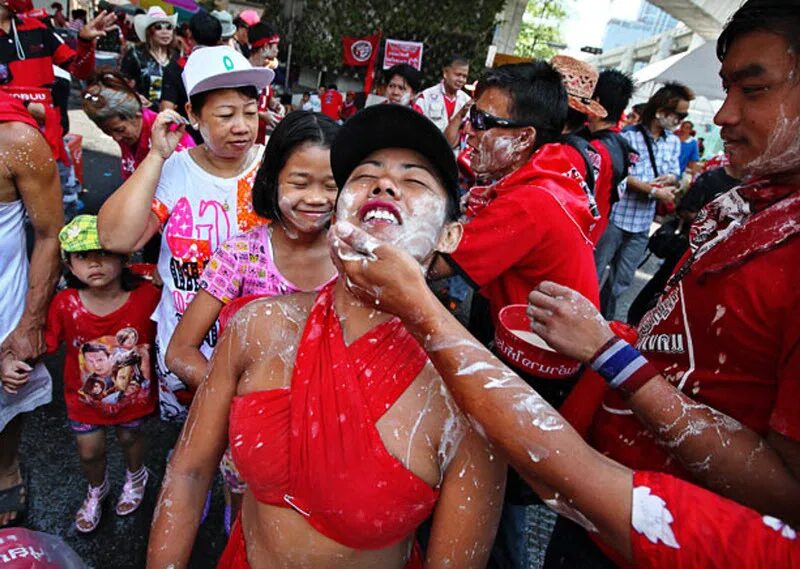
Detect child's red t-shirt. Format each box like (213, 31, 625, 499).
(44, 284, 160, 425)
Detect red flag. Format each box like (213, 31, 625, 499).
(342, 32, 380, 67)
(342, 31, 381, 94)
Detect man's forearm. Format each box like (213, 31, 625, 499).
(403, 289, 634, 558)
(628, 376, 800, 524)
(3, 234, 61, 361)
(21, 235, 60, 328)
(625, 175, 652, 195)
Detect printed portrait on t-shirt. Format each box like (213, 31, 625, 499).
(77, 327, 153, 415)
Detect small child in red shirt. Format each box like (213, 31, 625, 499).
(2, 215, 159, 533)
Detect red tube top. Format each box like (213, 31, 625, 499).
(228, 282, 439, 550)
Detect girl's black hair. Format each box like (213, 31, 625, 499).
(252, 111, 341, 223)
(189, 85, 260, 115)
(64, 253, 143, 291)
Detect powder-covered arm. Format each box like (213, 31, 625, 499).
(147, 311, 244, 568)
(527, 280, 800, 527)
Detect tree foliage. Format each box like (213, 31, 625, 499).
(514, 0, 568, 60)
(262, 0, 506, 88)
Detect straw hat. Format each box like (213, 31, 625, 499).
(550, 55, 607, 119)
(133, 7, 178, 43)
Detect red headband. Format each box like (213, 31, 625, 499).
(251, 35, 280, 49)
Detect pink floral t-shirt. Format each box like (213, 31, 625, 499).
(199, 224, 336, 303)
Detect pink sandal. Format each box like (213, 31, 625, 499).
(75, 478, 109, 533)
(116, 466, 148, 516)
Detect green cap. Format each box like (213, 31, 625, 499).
(59, 215, 102, 257)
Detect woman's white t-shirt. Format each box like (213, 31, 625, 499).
(150, 145, 267, 420)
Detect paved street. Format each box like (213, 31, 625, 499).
(16, 108, 227, 568)
(15, 104, 657, 569)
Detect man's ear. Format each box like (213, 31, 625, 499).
(435, 221, 463, 255)
(519, 125, 537, 150)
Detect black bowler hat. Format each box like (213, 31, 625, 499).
(330, 104, 459, 203)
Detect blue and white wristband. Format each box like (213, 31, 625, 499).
(590, 338, 658, 396)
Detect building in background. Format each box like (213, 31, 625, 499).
(602, 1, 678, 53)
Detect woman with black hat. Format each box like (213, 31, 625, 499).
(147, 104, 504, 569)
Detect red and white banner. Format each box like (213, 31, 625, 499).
(382, 38, 424, 70)
(342, 32, 381, 67)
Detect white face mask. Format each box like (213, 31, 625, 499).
(470, 134, 525, 179)
(335, 186, 447, 263)
(657, 113, 681, 131)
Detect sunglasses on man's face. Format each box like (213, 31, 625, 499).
(469, 106, 533, 131)
(670, 110, 689, 121)
(152, 23, 174, 31)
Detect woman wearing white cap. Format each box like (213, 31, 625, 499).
(120, 6, 179, 110)
(97, 46, 274, 422)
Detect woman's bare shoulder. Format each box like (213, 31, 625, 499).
(226, 291, 317, 339)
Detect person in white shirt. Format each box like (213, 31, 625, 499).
(413, 54, 471, 147)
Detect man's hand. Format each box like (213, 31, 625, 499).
(527, 281, 615, 363)
(650, 185, 676, 204)
(78, 10, 117, 42)
(0, 322, 44, 364)
(1, 355, 32, 395)
(651, 174, 678, 187)
(330, 221, 431, 323)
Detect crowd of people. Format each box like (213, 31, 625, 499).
(0, 0, 798, 567)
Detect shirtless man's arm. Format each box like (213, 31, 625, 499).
(0, 122, 63, 363)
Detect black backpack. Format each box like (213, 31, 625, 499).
(589, 129, 639, 203)
(563, 133, 600, 218)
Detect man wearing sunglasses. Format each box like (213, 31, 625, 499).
(593, 82, 693, 320)
(431, 61, 600, 569)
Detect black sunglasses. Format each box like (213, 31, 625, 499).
(151, 22, 174, 31)
(670, 110, 689, 121)
(469, 106, 534, 131)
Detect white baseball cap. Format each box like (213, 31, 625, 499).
(182, 46, 274, 98)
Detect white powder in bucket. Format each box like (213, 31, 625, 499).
(510, 329, 556, 352)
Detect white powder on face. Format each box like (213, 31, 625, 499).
(470, 134, 524, 177)
(334, 186, 447, 263)
(510, 329, 556, 352)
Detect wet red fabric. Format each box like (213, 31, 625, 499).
(0, 91, 37, 129)
(228, 281, 438, 551)
(218, 515, 424, 569)
(630, 471, 799, 568)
